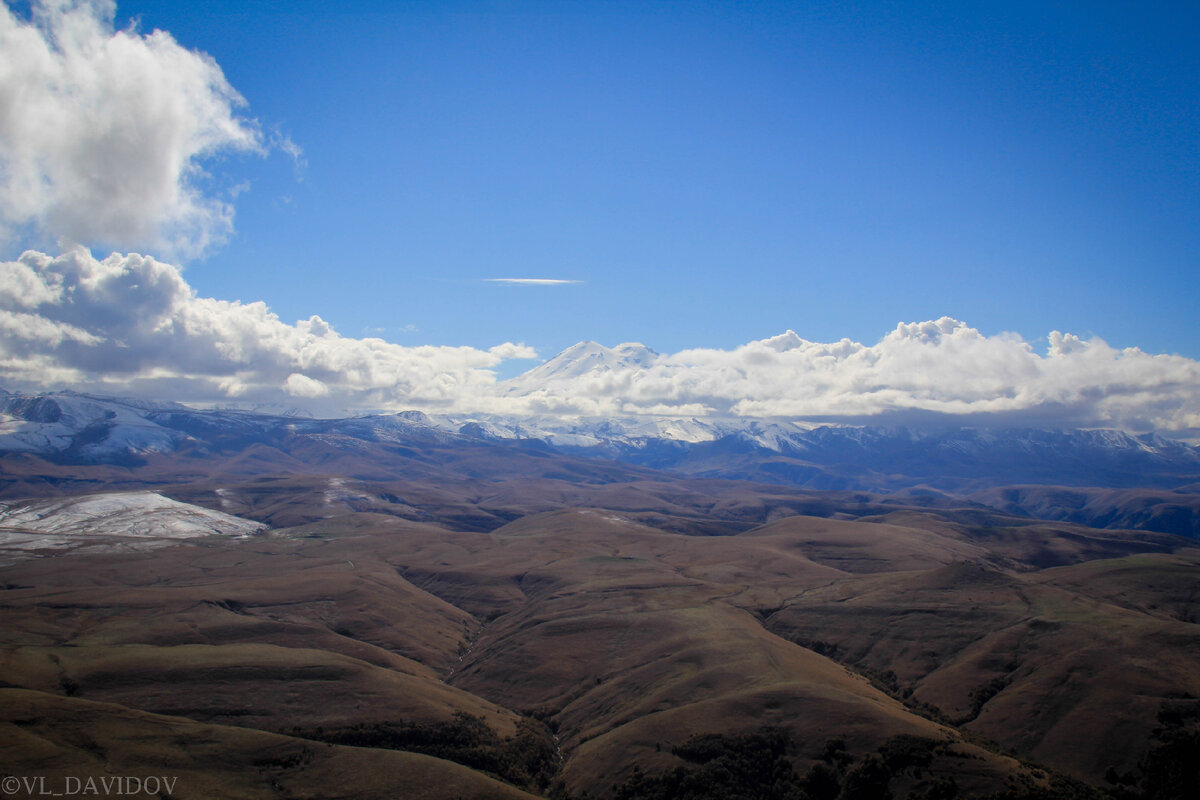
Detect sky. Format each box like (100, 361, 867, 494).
(0, 0, 1198, 433)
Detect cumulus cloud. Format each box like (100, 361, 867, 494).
(496, 319, 1200, 435)
(0, 0, 271, 257)
(0, 248, 537, 413)
(1, 248, 1197, 433)
(283, 373, 329, 398)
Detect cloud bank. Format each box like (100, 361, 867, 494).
(0, 0, 268, 258)
(499, 320, 1200, 435)
(2, 248, 1198, 436)
(0, 248, 535, 413)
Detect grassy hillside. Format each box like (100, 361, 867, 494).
(1, 477, 1195, 798)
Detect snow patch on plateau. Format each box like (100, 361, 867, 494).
(0, 491, 265, 564)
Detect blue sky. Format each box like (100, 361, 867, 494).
(83, 0, 1198, 360)
(1, 0, 1198, 430)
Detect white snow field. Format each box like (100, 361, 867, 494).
(0, 491, 266, 564)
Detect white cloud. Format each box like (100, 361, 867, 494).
(488, 342, 538, 360)
(483, 278, 583, 285)
(1, 249, 1197, 434)
(491, 319, 1200, 435)
(283, 372, 329, 398)
(0, 248, 537, 414)
(0, 0, 271, 258)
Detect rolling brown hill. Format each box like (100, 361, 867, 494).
(3, 472, 1197, 799)
(969, 485, 1200, 540)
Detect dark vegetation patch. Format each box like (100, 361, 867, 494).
(611, 727, 804, 800)
(963, 676, 1013, 724)
(1101, 698, 1200, 800)
(969, 775, 1107, 800)
(605, 729, 1118, 800)
(295, 712, 558, 793)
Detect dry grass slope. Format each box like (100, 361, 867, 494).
(1, 477, 1194, 798)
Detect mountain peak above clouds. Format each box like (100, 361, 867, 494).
(502, 340, 660, 394)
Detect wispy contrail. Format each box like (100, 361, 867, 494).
(483, 278, 583, 285)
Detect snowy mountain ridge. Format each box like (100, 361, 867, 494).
(3, 388, 1198, 495)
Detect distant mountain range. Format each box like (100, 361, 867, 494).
(3, 388, 1200, 798)
(3, 387, 1199, 537)
(419, 411, 1200, 491)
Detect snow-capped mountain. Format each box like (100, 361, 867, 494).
(0, 390, 192, 461)
(501, 340, 660, 395)
(2, 388, 1198, 493)
(420, 411, 822, 450)
(3, 387, 1200, 536)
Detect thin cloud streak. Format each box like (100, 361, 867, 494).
(483, 278, 583, 286)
